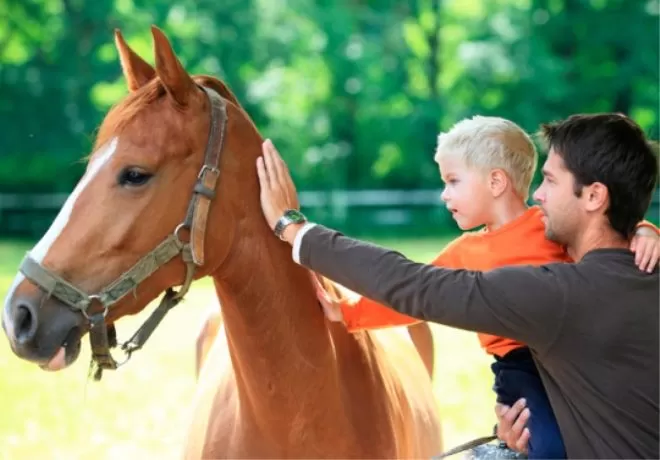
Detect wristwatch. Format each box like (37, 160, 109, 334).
(273, 209, 307, 240)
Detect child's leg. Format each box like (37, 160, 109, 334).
(491, 348, 566, 459)
(513, 370, 566, 458)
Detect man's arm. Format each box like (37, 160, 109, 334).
(313, 230, 464, 331)
(256, 139, 568, 353)
(297, 225, 568, 354)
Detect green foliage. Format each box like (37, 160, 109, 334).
(0, 0, 657, 194)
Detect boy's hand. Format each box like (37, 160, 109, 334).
(309, 274, 344, 322)
(630, 226, 659, 273)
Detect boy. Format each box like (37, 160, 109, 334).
(315, 116, 659, 459)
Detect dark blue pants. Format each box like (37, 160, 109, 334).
(491, 347, 566, 459)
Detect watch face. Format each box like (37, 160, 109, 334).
(285, 209, 305, 222)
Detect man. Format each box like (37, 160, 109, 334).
(256, 113, 659, 458)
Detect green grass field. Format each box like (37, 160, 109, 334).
(0, 237, 494, 459)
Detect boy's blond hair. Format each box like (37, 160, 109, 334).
(434, 116, 537, 201)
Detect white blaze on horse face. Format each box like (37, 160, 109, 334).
(31, 137, 118, 263)
(2, 137, 118, 321)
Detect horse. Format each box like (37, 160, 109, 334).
(1, 26, 442, 458)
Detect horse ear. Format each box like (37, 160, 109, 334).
(114, 29, 156, 92)
(151, 25, 196, 107)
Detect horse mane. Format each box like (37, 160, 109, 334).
(93, 74, 243, 153)
(194, 75, 242, 109)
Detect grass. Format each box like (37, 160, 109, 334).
(0, 237, 495, 459)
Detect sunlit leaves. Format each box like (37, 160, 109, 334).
(0, 0, 657, 195)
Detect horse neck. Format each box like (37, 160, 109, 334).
(200, 104, 377, 425)
(209, 216, 341, 419)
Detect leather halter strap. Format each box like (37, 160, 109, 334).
(19, 86, 228, 380)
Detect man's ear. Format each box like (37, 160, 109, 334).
(489, 169, 509, 198)
(583, 182, 609, 213)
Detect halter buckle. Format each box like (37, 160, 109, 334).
(198, 164, 220, 179)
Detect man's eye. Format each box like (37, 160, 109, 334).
(118, 168, 153, 187)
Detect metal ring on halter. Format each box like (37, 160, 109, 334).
(174, 223, 189, 244)
(79, 304, 93, 320)
(114, 344, 135, 367)
(87, 295, 110, 318)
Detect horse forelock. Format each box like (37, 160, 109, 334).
(93, 79, 166, 151)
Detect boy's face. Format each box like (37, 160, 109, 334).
(437, 154, 493, 230)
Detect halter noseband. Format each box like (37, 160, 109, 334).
(19, 86, 228, 380)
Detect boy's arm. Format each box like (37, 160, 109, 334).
(299, 225, 567, 354)
(631, 221, 659, 272)
(341, 297, 420, 332)
(635, 220, 659, 235)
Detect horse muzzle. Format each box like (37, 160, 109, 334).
(3, 286, 85, 369)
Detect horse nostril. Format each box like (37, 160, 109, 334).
(14, 302, 37, 344)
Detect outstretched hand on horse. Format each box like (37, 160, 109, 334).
(256, 139, 305, 244)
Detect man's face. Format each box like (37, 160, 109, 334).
(533, 149, 583, 244)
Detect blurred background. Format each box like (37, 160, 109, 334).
(1, 0, 658, 238)
(0, 0, 658, 458)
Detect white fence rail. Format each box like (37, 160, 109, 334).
(1, 189, 657, 210)
(0, 190, 445, 210)
(0, 189, 657, 236)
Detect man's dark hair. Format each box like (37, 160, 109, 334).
(539, 113, 658, 239)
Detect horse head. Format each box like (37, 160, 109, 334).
(2, 26, 263, 377)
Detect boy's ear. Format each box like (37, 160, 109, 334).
(489, 169, 509, 198)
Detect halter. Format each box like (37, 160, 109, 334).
(19, 86, 227, 380)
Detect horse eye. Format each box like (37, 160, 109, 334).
(118, 168, 153, 187)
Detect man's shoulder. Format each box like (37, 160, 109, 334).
(551, 249, 659, 297)
(581, 248, 659, 277)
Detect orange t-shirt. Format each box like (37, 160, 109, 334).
(339, 206, 572, 357)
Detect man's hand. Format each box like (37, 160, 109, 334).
(256, 139, 301, 237)
(495, 399, 531, 455)
(631, 226, 659, 273)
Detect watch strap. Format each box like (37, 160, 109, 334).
(273, 210, 306, 240)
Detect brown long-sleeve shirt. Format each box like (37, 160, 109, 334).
(297, 224, 659, 459)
